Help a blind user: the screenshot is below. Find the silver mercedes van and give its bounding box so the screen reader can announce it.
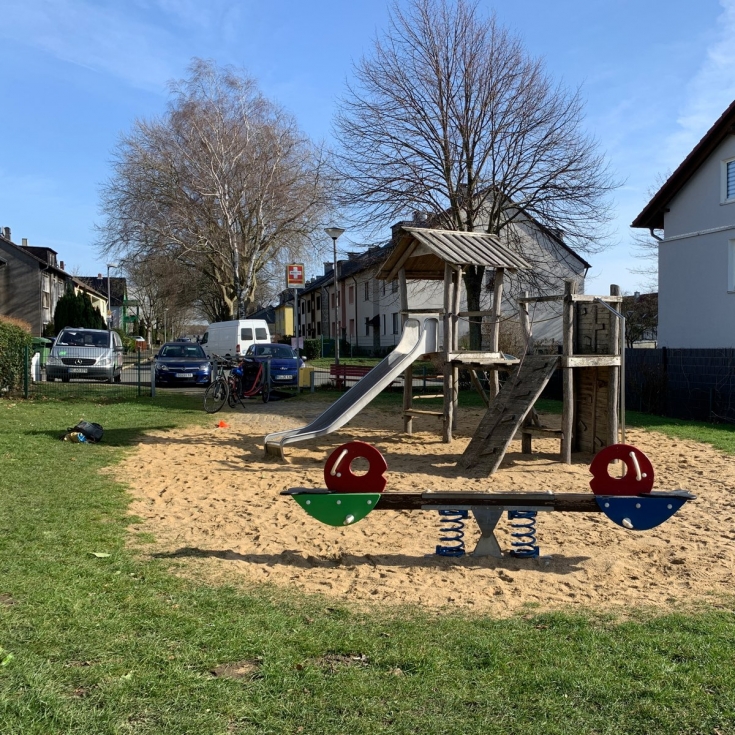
[46,328,124,382]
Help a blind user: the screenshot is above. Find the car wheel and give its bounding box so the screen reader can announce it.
[114,371,122,383]
[61,377,70,383]
[46,375,54,382]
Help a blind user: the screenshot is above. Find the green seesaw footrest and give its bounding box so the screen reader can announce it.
[285,489,382,527]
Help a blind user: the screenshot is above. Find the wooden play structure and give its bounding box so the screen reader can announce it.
[377,227,530,444]
[457,280,625,476]
[379,228,625,476]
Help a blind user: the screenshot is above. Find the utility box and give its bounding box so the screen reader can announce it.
[299,366,315,388]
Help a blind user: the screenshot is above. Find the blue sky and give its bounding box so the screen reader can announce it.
[2,0,735,294]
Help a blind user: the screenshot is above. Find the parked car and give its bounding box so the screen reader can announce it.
[244,343,304,386]
[200,319,271,359]
[46,328,124,383]
[154,342,212,386]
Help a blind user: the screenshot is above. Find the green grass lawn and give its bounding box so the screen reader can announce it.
[1,395,735,733]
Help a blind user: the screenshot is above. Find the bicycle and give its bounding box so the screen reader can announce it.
[203,354,233,413]
[203,354,269,413]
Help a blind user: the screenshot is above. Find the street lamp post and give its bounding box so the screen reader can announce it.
[106,263,118,329]
[164,309,168,343]
[324,227,345,365]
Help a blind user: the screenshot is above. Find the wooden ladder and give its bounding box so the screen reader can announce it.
[456,355,560,476]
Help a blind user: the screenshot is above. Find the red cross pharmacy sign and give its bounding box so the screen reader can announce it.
[286,263,305,288]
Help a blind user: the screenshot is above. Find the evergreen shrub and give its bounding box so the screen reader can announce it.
[0,317,33,393]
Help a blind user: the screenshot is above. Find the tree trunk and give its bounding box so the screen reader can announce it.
[463,265,485,350]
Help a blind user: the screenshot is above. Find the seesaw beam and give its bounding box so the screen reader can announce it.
[283,489,694,558]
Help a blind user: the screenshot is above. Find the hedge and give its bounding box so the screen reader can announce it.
[0,318,33,393]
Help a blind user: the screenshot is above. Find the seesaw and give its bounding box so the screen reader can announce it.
[281,441,694,558]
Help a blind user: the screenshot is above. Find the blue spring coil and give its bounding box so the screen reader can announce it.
[508,510,540,558]
[436,509,468,557]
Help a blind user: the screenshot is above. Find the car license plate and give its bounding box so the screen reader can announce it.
[68,368,88,374]
[275,375,292,380]
[175,373,194,378]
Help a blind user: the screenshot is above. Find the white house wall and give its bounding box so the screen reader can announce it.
[658,136,735,347]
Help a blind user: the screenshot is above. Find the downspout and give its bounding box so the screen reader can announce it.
[649,228,663,243]
[352,275,359,352]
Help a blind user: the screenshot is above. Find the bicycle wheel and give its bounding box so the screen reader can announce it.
[261,379,270,403]
[203,377,228,413]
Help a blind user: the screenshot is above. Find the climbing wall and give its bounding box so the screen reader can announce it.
[574,366,611,454]
[457,355,560,476]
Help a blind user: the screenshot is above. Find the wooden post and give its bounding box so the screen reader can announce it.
[519,290,533,354]
[451,266,461,431]
[442,262,453,442]
[489,267,505,396]
[607,284,621,446]
[561,279,576,463]
[519,290,533,455]
[400,268,413,434]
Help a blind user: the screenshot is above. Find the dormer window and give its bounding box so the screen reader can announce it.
[723,158,735,203]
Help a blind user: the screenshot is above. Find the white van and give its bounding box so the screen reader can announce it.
[200,320,271,359]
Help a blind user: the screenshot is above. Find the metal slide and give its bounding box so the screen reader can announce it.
[264,317,439,458]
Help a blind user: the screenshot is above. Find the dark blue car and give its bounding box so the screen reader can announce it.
[245,343,303,386]
[154,342,212,386]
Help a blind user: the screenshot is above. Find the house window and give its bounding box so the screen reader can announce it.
[316,322,321,336]
[349,319,355,336]
[382,314,386,335]
[364,281,370,301]
[729,240,735,292]
[381,280,386,296]
[331,292,335,309]
[391,279,398,293]
[42,292,50,309]
[365,317,371,336]
[316,295,321,311]
[392,313,399,334]
[348,285,354,304]
[723,159,735,202]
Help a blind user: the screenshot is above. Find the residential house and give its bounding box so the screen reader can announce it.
[273,292,294,339]
[77,275,129,330]
[245,303,276,333]
[0,228,108,335]
[632,99,735,348]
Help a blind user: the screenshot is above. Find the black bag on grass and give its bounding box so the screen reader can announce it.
[67,421,104,443]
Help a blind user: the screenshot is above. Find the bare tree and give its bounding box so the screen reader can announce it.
[98,59,330,321]
[334,0,617,348]
[123,253,193,342]
[629,229,660,292]
[629,174,668,292]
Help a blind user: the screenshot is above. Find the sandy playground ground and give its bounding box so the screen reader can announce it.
[117,398,735,616]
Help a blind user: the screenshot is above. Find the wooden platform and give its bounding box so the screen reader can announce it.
[448,352,520,368]
[456,355,561,476]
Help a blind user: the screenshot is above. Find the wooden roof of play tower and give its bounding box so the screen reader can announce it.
[377,227,531,281]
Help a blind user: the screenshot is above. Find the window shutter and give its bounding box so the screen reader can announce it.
[728,161,735,200]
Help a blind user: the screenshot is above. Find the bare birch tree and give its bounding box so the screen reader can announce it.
[98,59,329,321]
[334,0,617,348]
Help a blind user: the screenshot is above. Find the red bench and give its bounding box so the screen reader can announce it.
[329,364,374,390]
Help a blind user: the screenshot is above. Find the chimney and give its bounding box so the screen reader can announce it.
[60,261,65,270]
[324,262,333,275]
[98,273,103,279]
[1,227,10,241]
[21,238,28,247]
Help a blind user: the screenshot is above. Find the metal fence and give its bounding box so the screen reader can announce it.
[19,343,470,404]
[22,345,154,399]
